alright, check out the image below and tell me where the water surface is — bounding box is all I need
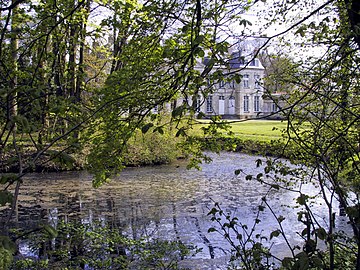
[5,152,349,269]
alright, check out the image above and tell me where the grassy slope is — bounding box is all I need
[228,120,287,142]
[193,119,287,142]
[2,120,288,172]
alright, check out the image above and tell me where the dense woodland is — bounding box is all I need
[1,0,360,269]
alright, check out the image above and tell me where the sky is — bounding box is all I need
[235,0,338,60]
[86,0,337,61]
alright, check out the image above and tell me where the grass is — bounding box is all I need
[193,119,288,142]
[227,119,287,141]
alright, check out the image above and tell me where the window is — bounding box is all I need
[250,59,259,66]
[229,96,235,114]
[206,95,213,112]
[254,75,261,89]
[219,80,226,88]
[194,95,201,112]
[195,96,201,112]
[244,96,249,112]
[272,102,278,112]
[243,74,249,88]
[219,95,225,100]
[153,105,158,113]
[254,96,260,112]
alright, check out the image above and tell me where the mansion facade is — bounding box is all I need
[193,53,268,119]
[155,47,282,119]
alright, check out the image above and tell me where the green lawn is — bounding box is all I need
[228,120,287,141]
[193,119,288,142]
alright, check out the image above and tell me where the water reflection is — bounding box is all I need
[2,152,349,269]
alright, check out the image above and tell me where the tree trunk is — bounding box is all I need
[344,0,360,49]
[75,0,90,103]
[68,23,77,99]
[6,0,21,225]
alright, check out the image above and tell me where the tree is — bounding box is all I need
[1,0,360,269]
[207,1,360,269]
[0,0,98,228]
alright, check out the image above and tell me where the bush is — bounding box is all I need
[123,128,183,166]
[11,221,198,270]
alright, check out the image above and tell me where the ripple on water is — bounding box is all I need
[3,152,353,269]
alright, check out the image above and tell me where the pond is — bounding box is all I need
[2,152,350,269]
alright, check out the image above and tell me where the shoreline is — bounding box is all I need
[0,136,289,174]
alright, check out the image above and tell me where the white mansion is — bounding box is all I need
[158,46,281,119]
[179,50,272,119]
[202,52,264,119]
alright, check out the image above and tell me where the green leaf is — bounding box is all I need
[234,169,242,175]
[208,207,218,215]
[0,191,13,206]
[296,194,308,205]
[277,215,285,223]
[194,35,204,44]
[0,246,13,270]
[0,174,18,185]
[43,225,58,238]
[295,25,307,37]
[172,105,185,118]
[141,123,154,134]
[256,159,262,167]
[316,227,327,240]
[0,236,17,254]
[175,128,187,137]
[153,127,164,135]
[282,257,294,268]
[270,229,281,240]
[197,112,206,119]
[196,47,205,57]
[296,252,310,270]
[233,74,242,84]
[245,175,252,180]
[208,227,216,233]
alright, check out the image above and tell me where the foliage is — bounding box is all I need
[259,51,300,105]
[123,126,183,167]
[0,0,360,269]
[223,1,360,269]
[209,156,358,269]
[130,239,197,270]
[208,202,276,270]
[0,247,13,270]
[0,236,17,270]
[11,221,198,270]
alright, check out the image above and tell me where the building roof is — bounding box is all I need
[202,51,264,70]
